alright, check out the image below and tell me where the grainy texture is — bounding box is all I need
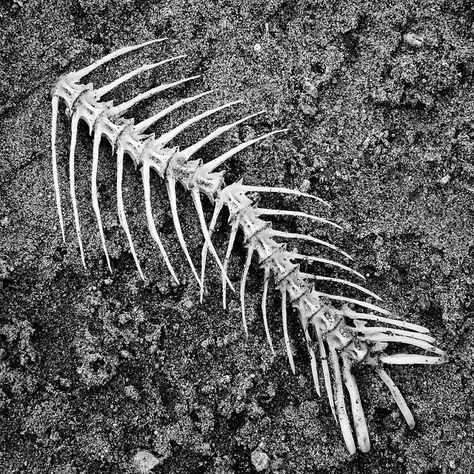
[0,0,473,473]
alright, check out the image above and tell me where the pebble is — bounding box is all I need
[254,43,262,52]
[439,174,450,185]
[133,450,159,473]
[251,450,270,472]
[403,32,424,48]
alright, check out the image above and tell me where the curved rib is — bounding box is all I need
[313,275,381,300]
[376,366,415,428]
[222,218,240,309]
[69,114,86,268]
[240,185,330,207]
[73,38,166,80]
[96,55,186,99]
[257,208,342,230]
[355,326,436,343]
[281,282,295,374]
[154,100,243,148]
[117,145,144,280]
[261,267,275,354]
[359,333,443,355]
[343,307,429,333]
[166,176,202,289]
[342,353,370,452]
[202,129,288,173]
[329,347,356,455]
[272,230,352,260]
[51,96,65,242]
[142,162,179,284]
[316,293,391,316]
[91,126,112,272]
[181,110,266,159]
[314,324,336,421]
[110,74,199,117]
[289,253,365,280]
[303,326,320,396]
[136,90,216,134]
[240,243,255,337]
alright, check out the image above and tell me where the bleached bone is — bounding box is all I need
[271,229,353,260]
[211,182,445,454]
[240,242,255,336]
[141,161,179,283]
[256,207,342,230]
[52,41,446,456]
[281,281,295,374]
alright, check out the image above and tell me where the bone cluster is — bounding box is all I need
[51,39,445,455]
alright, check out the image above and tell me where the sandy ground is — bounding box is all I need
[1,0,473,472]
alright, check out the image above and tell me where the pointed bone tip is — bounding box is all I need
[359,439,371,453]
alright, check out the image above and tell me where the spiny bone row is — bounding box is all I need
[51,39,445,455]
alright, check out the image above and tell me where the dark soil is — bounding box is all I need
[1,0,473,473]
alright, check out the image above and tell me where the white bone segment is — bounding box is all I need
[141,163,179,284]
[355,326,436,343]
[261,267,275,354]
[272,230,353,260]
[289,253,365,280]
[199,198,224,302]
[68,114,86,268]
[95,54,186,99]
[166,176,202,289]
[257,208,342,230]
[221,217,240,309]
[342,306,430,332]
[359,333,444,355]
[341,353,370,452]
[376,367,415,428]
[154,100,243,148]
[303,326,320,396]
[240,185,331,207]
[329,347,356,455]
[110,74,199,117]
[136,90,216,134]
[51,96,65,242]
[379,354,445,365]
[313,275,382,300]
[240,243,255,336]
[181,110,266,159]
[202,129,288,173]
[317,293,391,316]
[91,126,112,272]
[281,282,296,374]
[117,145,144,280]
[191,189,234,292]
[315,324,337,421]
[73,38,166,80]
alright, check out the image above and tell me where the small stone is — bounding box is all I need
[449,460,456,469]
[254,43,262,52]
[133,450,160,473]
[439,174,450,185]
[125,384,140,401]
[403,32,423,48]
[251,450,270,472]
[300,179,311,193]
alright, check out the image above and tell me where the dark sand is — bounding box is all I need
[0,1,473,472]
